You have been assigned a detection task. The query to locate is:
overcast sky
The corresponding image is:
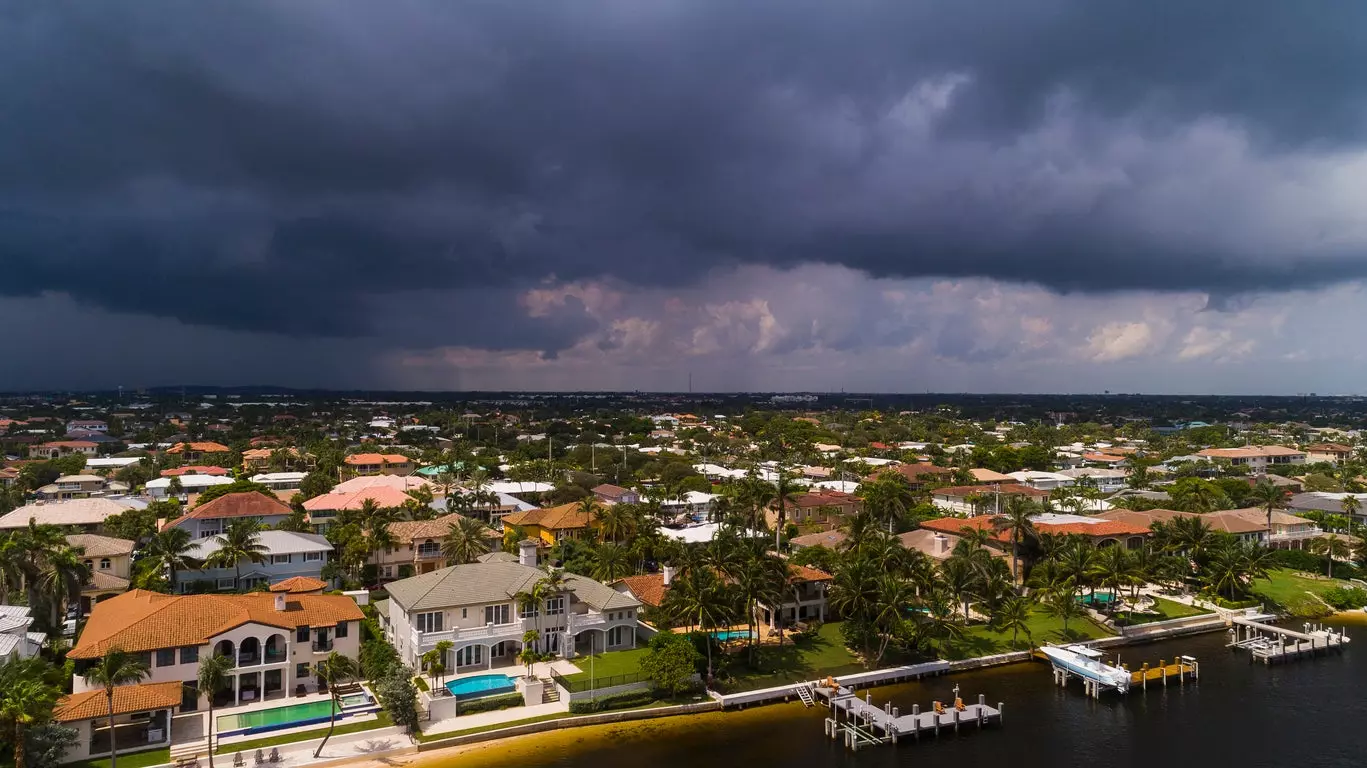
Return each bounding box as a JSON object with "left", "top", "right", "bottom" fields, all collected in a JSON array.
[{"left": 6, "top": 1, "right": 1367, "bottom": 393}]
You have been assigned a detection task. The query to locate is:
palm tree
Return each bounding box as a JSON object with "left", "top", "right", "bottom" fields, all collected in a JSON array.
[
  {"left": 1342, "top": 494, "right": 1362, "bottom": 521},
  {"left": 730, "top": 553, "right": 785, "bottom": 662},
  {"left": 0, "top": 533, "right": 25, "bottom": 605},
  {"left": 590, "top": 543, "right": 630, "bottom": 583},
  {"left": 311, "top": 652, "right": 359, "bottom": 758},
  {"left": 992, "top": 497, "right": 1037, "bottom": 584},
  {"left": 1043, "top": 589, "right": 1085, "bottom": 635},
  {"left": 996, "top": 593, "right": 1035, "bottom": 649},
  {"left": 1094, "top": 545, "right": 1138, "bottom": 604},
  {"left": 38, "top": 545, "right": 89, "bottom": 629},
  {"left": 1249, "top": 479, "right": 1288, "bottom": 537},
  {"left": 939, "top": 556, "right": 981, "bottom": 621},
  {"left": 596, "top": 504, "right": 633, "bottom": 545},
  {"left": 0, "top": 657, "right": 60, "bottom": 768},
  {"left": 196, "top": 653, "right": 234, "bottom": 768},
  {"left": 205, "top": 518, "right": 268, "bottom": 592},
  {"left": 663, "top": 568, "right": 730, "bottom": 681},
  {"left": 859, "top": 471, "right": 917, "bottom": 533},
  {"left": 1056, "top": 540, "right": 1097, "bottom": 598},
  {"left": 1311, "top": 537, "right": 1351, "bottom": 578},
  {"left": 142, "top": 528, "right": 201, "bottom": 593},
  {"left": 82, "top": 648, "right": 150, "bottom": 768},
  {"left": 441, "top": 516, "right": 491, "bottom": 564}
]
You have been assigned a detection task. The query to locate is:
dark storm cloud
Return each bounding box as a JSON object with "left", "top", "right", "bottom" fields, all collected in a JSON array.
[{"left": 4, "top": 0, "right": 1367, "bottom": 349}]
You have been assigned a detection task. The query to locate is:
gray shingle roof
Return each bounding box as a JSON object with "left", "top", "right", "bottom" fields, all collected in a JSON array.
[{"left": 385, "top": 562, "right": 639, "bottom": 613}]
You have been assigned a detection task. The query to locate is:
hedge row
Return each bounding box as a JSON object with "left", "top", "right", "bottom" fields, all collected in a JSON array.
[
  {"left": 458, "top": 693, "right": 524, "bottom": 715},
  {"left": 567, "top": 689, "right": 656, "bottom": 714}
]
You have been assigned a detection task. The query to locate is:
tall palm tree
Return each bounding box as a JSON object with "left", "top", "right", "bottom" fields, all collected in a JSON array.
[
  {"left": 663, "top": 568, "right": 730, "bottom": 681},
  {"left": 196, "top": 653, "right": 234, "bottom": 768},
  {"left": 143, "top": 528, "right": 201, "bottom": 593},
  {"left": 82, "top": 648, "right": 150, "bottom": 768},
  {"left": 0, "top": 533, "right": 25, "bottom": 605},
  {"left": 939, "top": 556, "right": 981, "bottom": 621},
  {"left": 205, "top": 518, "right": 268, "bottom": 592},
  {"left": 311, "top": 652, "right": 359, "bottom": 758},
  {"left": 0, "top": 657, "right": 60, "bottom": 768},
  {"left": 441, "top": 516, "right": 492, "bottom": 564},
  {"left": 859, "top": 471, "right": 917, "bottom": 533},
  {"left": 1249, "top": 479, "right": 1288, "bottom": 540},
  {"left": 1311, "top": 537, "right": 1351, "bottom": 578},
  {"left": 993, "top": 497, "right": 1038, "bottom": 584},
  {"left": 38, "top": 545, "right": 89, "bottom": 630},
  {"left": 590, "top": 543, "right": 630, "bottom": 583},
  {"left": 1056, "top": 540, "right": 1098, "bottom": 598},
  {"left": 1044, "top": 589, "right": 1085, "bottom": 635},
  {"left": 1341, "top": 494, "right": 1362, "bottom": 522}
]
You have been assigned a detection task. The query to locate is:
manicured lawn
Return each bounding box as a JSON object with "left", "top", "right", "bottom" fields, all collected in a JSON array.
[
  {"left": 418, "top": 712, "right": 573, "bottom": 742},
  {"left": 713, "top": 621, "right": 866, "bottom": 692},
  {"left": 1115, "top": 597, "right": 1212, "bottom": 625},
  {"left": 214, "top": 713, "right": 393, "bottom": 754},
  {"left": 1251, "top": 568, "right": 1349, "bottom": 610},
  {"left": 565, "top": 647, "right": 649, "bottom": 683},
  {"left": 69, "top": 748, "right": 171, "bottom": 768},
  {"left": 941, "top": 608, "right": 1113, "bottom": 660}
]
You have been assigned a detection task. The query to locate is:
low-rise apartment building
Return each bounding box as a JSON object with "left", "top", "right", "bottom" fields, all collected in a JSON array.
[
  {"left": 163, "top": 491, "right": 293, "bottom": 539},
  {"left": 1194, "top": 445, "right": 1307, "bottom": 471},
  {"left": 343, "top": 453, "right": 415, "bottom": 476}
]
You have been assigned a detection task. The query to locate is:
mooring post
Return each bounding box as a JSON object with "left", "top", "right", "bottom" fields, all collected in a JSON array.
[
  {"left": 998, "top": 702, "right": 1005, "bottom": 724},
  {"left": 953, "top": 706, "right": 960, "bottom": 732}
]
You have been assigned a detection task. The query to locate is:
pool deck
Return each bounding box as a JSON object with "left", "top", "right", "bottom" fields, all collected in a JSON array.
[{"left": 170, "top": 684, "right": 380, "bottom": 752}]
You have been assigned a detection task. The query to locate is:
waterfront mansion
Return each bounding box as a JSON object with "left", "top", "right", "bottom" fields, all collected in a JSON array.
[
  {"left": 377, "top": 540, "right": 641, "bottom": 674},
  {"left": 68, "top": 588, "right": 364, "bottom": 708}
]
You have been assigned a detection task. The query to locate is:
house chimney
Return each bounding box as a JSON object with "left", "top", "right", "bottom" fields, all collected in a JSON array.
[
  {"left": 663, "top": 564, "right": 677, "bottom": 586},
  {"left": 273, "top": 593, "right": 286, "bottom": 611},
  {"left": 933, "top": 534, "right": 949, "bottom": 556},
  {"left": 518, "top": 538, "right": 538, "bottom": 567}
]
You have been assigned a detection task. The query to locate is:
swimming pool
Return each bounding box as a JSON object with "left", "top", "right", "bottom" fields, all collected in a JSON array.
[
  {"left": 1076, "top": 592, "right": 1118, "bottom": 606},
  {"left": 216, "top": 693, "right": 375, "bottom": 735},
  {"left": 445, "top": 673, "right": 517, "bottom": 700},
  {"left": 711, "top": 629, "right": 757, "bottom": 642}
]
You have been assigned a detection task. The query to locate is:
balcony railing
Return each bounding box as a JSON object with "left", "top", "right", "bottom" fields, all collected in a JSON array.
[
  {"left": 414, "top": 548, "right": 444, "bottom": 560},
  {"left": 1269, "top": 527, "right": 1323, "bottom": 542},
  {"left": 313, "top": 640, "right": 334, "bottom": 652}
]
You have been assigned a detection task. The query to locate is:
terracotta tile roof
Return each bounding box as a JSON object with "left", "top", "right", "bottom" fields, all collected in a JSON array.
[
  {"left": 789, "top": 490, "right": 859, "bottom": 508},
  {"left": 592, "top": 483, "right": 632, "bottom": 498},
  {"left": 502, "top": 502, "right": 595, "bottom": 531},
  {"left": 1306, "top": 443, "right": 1353, "bottom": 453},
  {"left": 165, "top": 491, "right": 291, "bottom": 530},
  {"left": 919, "top": 514, "right": 1150, "bottom": 540},
  {"left": 1196, "top": 445, "right": 1305, "bottom": 459},
  {"left": 69, "top": 589, "right": 363, "bottom": 659},
  {"left": 55, "top": 681, "right": 183, "bottom": 722},
  {"left": 269, "top": 576, "right": 328, "bottom": 593},
  {"left": 161, "top": 465, "right": 231, "bottom": 477},
  {"left": 872, "top": 463, "right": 951, "bottom": 483},
  {"left": 386, "top": 513, "right": 467, "bottom": 543},
  {"left": 167, "top": 442, "right": 231, "bottom": 454},
  {"left": 789, "top": 530, "right": 848, "bottom": 549},
  {"left": 1094, "top": 509, "right": 1196, "bottom": 527},
  {"left": 787, "top": 564, "right": 833, "bottom": 583},
  {"left": 38, "top": 441, "right": 98, "bottom": 449},
  {"left": 614, "top": 573, "right": 667, "bottom": 607},
  {"left": 67, "top": 534, "right": 135, "bottom": 557},
  {"left": 1082, "top": 452, "right": 1126, "bottom": 463},
  {"left": 969, "top": 468, "right": 1015, "bottom": 483},
  {"left": 303, "top": 485, "right": 414, "bottom": 513},
  {"left": 344, "top": 453, "right": 412, "bottom": 465}
]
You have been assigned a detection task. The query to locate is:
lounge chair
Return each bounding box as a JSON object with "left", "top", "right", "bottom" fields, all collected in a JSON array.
[
  {"left": 954, "top": 698, "right": 966, "bottom": 712},
  {"left": 933, "top": 701, "right": 945, "bottom": 715}
]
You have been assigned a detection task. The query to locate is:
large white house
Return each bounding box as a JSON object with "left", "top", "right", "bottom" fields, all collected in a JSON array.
[{"left": 378, "top": 541, "right": 641, "bottom": 674}]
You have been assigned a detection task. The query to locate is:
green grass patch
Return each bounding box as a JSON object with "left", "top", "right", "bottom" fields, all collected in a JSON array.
[
  {"left": 215, "top": 713, "right": 392, "bottom": 754},
  {"left": 413, "top": 675, "right": 430, "bottom": 692},
  {"left": 941, "top": 608, "right": 1113, "bottom": 660},
  {"left": 1251, "top": 568, "right": 1350, "bottom": 612},
  {"left": 1114, "top": 597, "right": 1212, "bottom": 625},
  {"left": 565, "top": 647, "right": 649, "bottom": 683},
  {"left": 68, "top": 747, "right": 171, "bottom": 768},
  {"left": 713, "top": 621, "right": 866, "bottom": 693},
  {"left": 417, "top": 712, "right": 573, "bottom": 742}
]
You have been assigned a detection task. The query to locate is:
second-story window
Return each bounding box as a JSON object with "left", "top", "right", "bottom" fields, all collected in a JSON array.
[
  {"left": 545, "top": 597, "right": 565, "bottom": 616},
  {"left": 156, "top": 648, "right": 176, "bottom": 667},
  {"left": 272, "top": 555, "right": 291, "bottom": 565},
  {"left": 484, "top": 605, "right": 511, "bottom": 625},
  {"left": 99, "top": 559, "right": 111, "bottom": 570},
  {"left": 416, "top": 612, "right": 443, "bottom": 633},
  {"left": 180, "top": 646, "right": 199, "bottom": 664},
  {"left": 296, "top": 626, "right": 309, "bottom": 642}
]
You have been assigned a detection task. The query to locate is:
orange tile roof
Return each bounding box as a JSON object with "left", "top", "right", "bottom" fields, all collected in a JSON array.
[
  {"left": 55, "top": 681, "right": 183, "bottom": 722},
  {"left": 39, "top": 441, "right": 98, "bottom": 449},
  {"left": 919, "top": 514, "right": 1150, "bottom": 540},
  {"left": 1196, "top": 445, "right": 1304, "bottom": 459},
  {"left": 164, "top": 491, "right": 291, "bottom": 530},
  {"left": 502, "top": 502, "right": 595, "bottom": 531},
  {"left": 69, "top": 589, "right": 363, "bottom": 659},
  {"left": 787, "top": 564, "right": 833, "bottom": 583},
  {"left": 161, "top": 465, "right": 231, "bottom": 477},
  {"left": 1082, "top": 452, "right": 1126, "bottom": 462},
  {"left": 344, "top": 453, "right": 412, "bottom": 465},
  {"left": 167, "top": 442, "right": 231, "bottom": 454},
  {"left": 269, "top": 576, "right": 328, "bottom": 593},
  {"left": 614, "top": 573, "right": 667, "bottom": 607},
  {"left": 932, "top": 483, "right": 1051, "bottom": 498}
]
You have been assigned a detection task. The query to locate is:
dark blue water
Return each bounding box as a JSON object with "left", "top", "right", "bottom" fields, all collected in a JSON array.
[{"left": 430, "top": 617, "right": 1367, "bottom": 768}]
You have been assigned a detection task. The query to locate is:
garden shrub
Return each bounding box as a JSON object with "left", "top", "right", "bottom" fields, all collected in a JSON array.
[
  {"left": 1321, "top": 586, "right": 1367, "bottom": 610},
  {"left": 567, "top": 688, "right": 658, "bottom": 714},
  {"left": 457, "top": 693, "right": 524, "bottom": 715}
]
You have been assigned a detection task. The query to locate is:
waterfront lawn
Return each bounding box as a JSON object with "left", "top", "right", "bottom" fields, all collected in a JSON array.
[
  {"left": 69, "top": 748, "right": 171, "bottom": 768},
  {"left": 1251, "top": 568, "right": 1347, "bottom": 610},
  {"left": 1114, "top": 597, "right": 1212, "bottom": 625},
  {"left": 942, "top": 608, "right": 1112, "bottom": 660},
  {"left": 566, "top": 647, "right": 649, "bottom": 683},
  {"left": 713, "top": 621, "right": 865, "bottom": 693},
  {"left": 418, "top": 712, "right": 573, "bottom": 742},
  {"left": 214, "top": 713, "right": 393, "bottom": 754}
]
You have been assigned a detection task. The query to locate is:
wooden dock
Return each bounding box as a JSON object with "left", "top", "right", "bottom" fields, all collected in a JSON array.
[
  {"left": 811, "top": 682, "right": 1002, "bottom": 751},
  {"left": 1229, "top": 616, "right": 1349, "bottom": 665},
  {"left": 1127, "top": 656, "right": 1199, "bottom": 690}
]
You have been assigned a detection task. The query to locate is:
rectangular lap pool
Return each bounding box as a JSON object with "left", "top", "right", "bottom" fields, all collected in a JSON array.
[
  {"left": 711, "top": 629, "right": 757, "bottom": 642},
  {"left": 445, "top": 673, "right": 517, "bottom": 700},
  {"left": 217, "top": 693, "right": 375, "bottom": 735}
]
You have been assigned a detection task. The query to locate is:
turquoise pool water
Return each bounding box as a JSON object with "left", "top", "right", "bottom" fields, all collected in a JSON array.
[
  {"left": 216, "top": 693, "right": 375, "bottom": 734},
  {"left": 1077, "top": 592, "right": 1117, "bottom": 606},
  {"left": 711, "top": 629, "right": 757, "bottom": 642},
  {"left": 446, "top": 673, "right": 517, "bottom": 700}
]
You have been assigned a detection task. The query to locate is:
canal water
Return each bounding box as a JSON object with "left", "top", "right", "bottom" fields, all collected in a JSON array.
[{"left": 418, "top": 616, "right": 1367, "bottom": 768}]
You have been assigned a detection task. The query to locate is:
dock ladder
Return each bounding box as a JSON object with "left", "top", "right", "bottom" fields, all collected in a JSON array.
[{"left": 794, "top": 682, "right": 816, "bottom": 707}]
